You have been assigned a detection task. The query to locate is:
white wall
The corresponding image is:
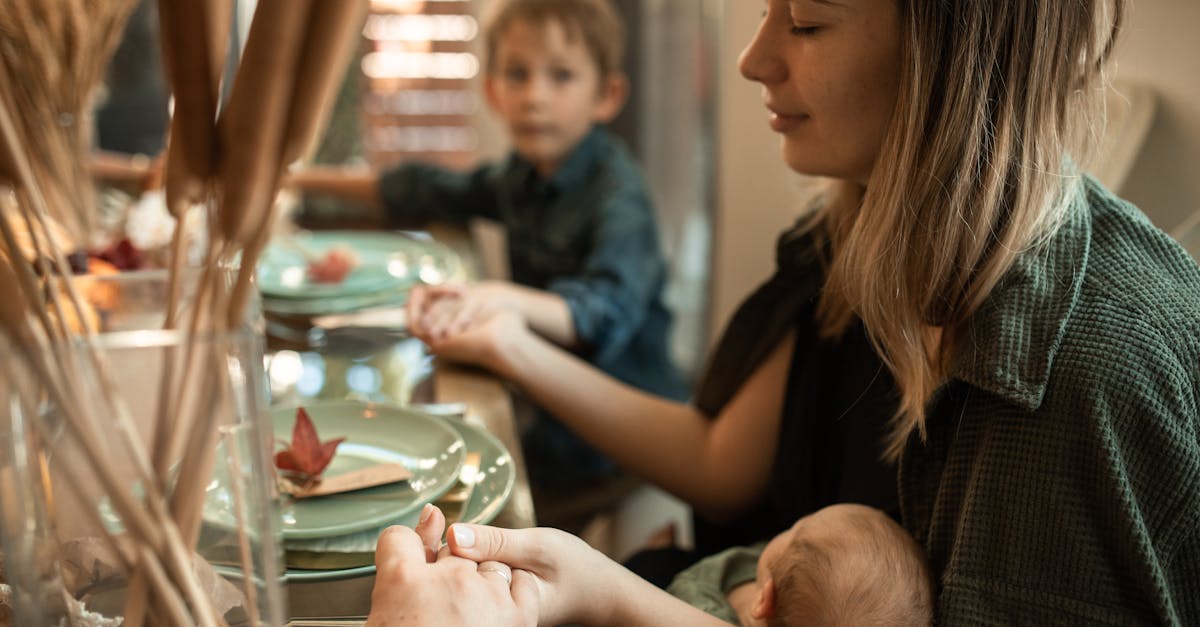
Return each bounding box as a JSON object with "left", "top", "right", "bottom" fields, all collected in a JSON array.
[
  {"left": 1111, "top": 0, "right": 1200, "bottom": 233},
  {"left": 711, "top": 0, "right": 1200, "bottom": 340},
  {"left": 710, "top": 3, "right": 816, "bottom": 341}
]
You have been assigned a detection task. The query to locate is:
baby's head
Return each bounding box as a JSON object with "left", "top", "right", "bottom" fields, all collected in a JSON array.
[
  {"left": 753, "top": 504, "right": 933, "bottom": 627},
  {"left": 480, "top": 0, "right": 628, "bottom": 175}
]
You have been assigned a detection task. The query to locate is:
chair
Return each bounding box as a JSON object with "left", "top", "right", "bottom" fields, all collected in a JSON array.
[{"left": 1092, "top": 80, "right": 1157, "bottom": 193}]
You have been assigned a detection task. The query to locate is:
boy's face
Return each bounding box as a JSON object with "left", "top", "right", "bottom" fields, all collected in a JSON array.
[{"left": 485, "top": 18, "right": 625, "bottom": 176}]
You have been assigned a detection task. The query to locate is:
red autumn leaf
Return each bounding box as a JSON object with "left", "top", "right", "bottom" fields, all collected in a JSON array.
[{"left": 275, "top": 407, "right": 346, "bottom": 483}]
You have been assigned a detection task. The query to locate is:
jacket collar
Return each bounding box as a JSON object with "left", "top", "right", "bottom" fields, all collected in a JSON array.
[{"left": 949, "top": 179, "right": 1092, "bottom": 410}]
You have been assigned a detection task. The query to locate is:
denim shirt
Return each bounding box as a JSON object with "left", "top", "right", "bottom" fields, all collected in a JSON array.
[{"left": 378, "top": 127, "right": 687, "bottom": 400}]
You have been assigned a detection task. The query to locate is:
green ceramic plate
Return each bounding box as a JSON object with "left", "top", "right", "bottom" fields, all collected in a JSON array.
[
  {"left": 257, "top": 231, "right": 462, "bottom": 303},
  {"left": 272, "top": 401, "right": 465, "bottom": 540},
  {"left": 281, "top": 417, "right": 517, "bottom": 582},
  {"left": 262, "top": 289, "right": 406, "bottom": 316}
]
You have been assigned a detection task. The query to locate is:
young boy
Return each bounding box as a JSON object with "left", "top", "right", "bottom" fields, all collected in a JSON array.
[
  {"left": 668, "top": 504, "right": 933, "bottom": 626},
  {"left": 293, "top": 0, "right": 688, "bottom": 490}
]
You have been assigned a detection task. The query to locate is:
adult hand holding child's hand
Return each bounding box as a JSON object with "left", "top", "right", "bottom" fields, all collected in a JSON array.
[
  {"left": 367, "top": 505, "right": 539, "bottom": 627},
  {"left": 406, "top": 281, "right": 516, "bottom": 341},
  {"left": 407, "top": 285, "right": 532, "bottom": 376}
]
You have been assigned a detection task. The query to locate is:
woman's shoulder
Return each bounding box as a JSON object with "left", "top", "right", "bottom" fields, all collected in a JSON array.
[
  {"left": 951, "top": 177, "right": 1198, "bottom": 411},
  {"left": 1073, "top": 178, "right": 1200, "bottom": 358},
  {"left": 1037, "top": 179, "right": 1200, "bottom": 420}
]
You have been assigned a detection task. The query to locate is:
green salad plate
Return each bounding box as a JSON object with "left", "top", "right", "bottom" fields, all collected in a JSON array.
[{"left": 271, "top": 400, "right": 465, "bottom": 541}]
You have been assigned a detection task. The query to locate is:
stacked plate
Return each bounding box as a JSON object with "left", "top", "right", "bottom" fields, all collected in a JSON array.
[
  {"left": 213, "top": 400, "right": 515, "bottom": 583},
  {"left": 257, "top": 231, "right": 464, "bottom": 317}
]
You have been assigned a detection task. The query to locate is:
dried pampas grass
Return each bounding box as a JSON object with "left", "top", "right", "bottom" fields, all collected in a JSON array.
[{"left": 0, "top": 0, "right": 139, "bottom": 243}]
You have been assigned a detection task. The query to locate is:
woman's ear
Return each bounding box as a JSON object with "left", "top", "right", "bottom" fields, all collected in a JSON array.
[
  {"left": 752, "top": 577, "right": 777, "bottom": 620},
  {"left": 592, "top": 72, "right": 629, "bottom": 123}
]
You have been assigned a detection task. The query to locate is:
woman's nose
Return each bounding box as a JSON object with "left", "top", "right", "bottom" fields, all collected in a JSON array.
[{"left": 738, "top": 18, "right": 786, "bottom": 84}]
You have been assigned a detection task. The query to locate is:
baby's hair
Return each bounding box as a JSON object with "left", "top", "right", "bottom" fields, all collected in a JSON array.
[
  {"left": 769, "top": 505, "right": 933, "bottom": 627},
  {"left": 480, "top": 0, "right": 625, "bottom": 79}
]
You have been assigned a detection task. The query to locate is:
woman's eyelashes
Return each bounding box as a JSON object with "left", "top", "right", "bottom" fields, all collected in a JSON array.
[{"left": 790, "top": 24, "right": 822, "bottom": 36}]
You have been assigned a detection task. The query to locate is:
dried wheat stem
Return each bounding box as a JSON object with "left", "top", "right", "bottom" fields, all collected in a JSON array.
[
  {"left": 221, "top": 430, "right": 262, "bottom": 627},
  {"left": 23, "top": 406, "right": 200, "bottom": 619},
  {"left": 136, "top": 544, "right": 197, "bottom": 627},
  {"left": 153, "top": 238, "right": 223, "bottom": 480},
  {"left": 0, "top": 190, "right": 58, "bottom": 338}
]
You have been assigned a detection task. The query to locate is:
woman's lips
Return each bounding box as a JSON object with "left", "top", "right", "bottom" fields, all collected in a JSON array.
[{"left": 768, "top": 111, "right": 809, "bottom": 132}]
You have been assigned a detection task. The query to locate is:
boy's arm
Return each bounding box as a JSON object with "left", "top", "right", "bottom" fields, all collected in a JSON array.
[
  {"left": 378, "top": 161, "right": 500, "bottom": 226},
  {"left": 287, "top": 161, "right": 500, "bottom": 227},
  {"left": 509, "top": 285, "right": 576, "bottom": 347},
  {"left": 476, "top": 282, "right": 580, "bottom": 348},
  {"left": 546, "top": 188, "right": 666, "bottom": 363},
  {"left": 286, "top": 165, "right": 385, "bottom": 217}
]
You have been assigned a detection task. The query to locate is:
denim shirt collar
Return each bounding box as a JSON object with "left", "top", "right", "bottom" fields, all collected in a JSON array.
[
  {"left": 949, "top": 179, "right": 1092, "bottom": 410},
  {"left": 503, "top": 126, "right": 604, "bottom": 194}
]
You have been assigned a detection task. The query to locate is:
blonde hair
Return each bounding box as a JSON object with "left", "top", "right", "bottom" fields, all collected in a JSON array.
[
  {"left": 481, "top": 0, "right": 625, "bottom": 79},
  {"left": 811, "top": 1, "right": 1126, "bottom": 459},
  {"left": 769, "top": 505, "right": 933, "bottom": 627}
]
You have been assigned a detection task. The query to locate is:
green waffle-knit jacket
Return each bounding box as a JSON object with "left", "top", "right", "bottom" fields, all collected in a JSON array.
[{"left": 900, "top": 176, "right": 1200, "bottom": 624}]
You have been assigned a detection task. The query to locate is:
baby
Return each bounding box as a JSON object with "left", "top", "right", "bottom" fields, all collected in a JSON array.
[{"left": 669, "top": 504, "right": 933, "bottom": 626}]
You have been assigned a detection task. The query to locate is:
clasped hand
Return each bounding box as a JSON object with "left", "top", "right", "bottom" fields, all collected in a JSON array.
[
  {"left": 405, "top": 283, "right": 529, "bottom": 372},
  {"left": 367, "top": 504, "right": 619, "bottom": 627}
]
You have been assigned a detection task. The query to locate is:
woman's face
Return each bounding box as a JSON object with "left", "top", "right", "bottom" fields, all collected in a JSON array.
[{"left": 739, "top": 0, "right": 902, "bottom": 185}]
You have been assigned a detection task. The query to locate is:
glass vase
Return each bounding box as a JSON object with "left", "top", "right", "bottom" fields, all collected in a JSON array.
[{"left": 0, "top": 269, "right": 285, "bottom": 626}]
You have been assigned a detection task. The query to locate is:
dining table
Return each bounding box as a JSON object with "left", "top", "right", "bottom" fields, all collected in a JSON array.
[{"left": 261, "top": 225, "right": 537, "bottom": 623}]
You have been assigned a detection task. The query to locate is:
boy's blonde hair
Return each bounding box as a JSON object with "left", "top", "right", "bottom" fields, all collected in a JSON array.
[
  {"left": 481, "top": 0, "right": 625, "bottom": 79},
  {"left": 807, "top": 1, "right": 1127, "bottom": 460},
  {"left": 769, "top": 505, "right": 933, "bottom": 627}
]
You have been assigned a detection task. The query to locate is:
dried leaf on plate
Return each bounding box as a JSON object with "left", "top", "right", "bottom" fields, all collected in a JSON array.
[{"left": 275, "top": 407, "right": 345, "bottom": 487}]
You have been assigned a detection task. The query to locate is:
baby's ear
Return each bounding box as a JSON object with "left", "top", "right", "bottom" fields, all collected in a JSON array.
[
  {"left": 592, "top": 72, "right": 628, "bottom": 122},
  {"left": 752, "top": 576, "right": 777, "bottom": 620}
]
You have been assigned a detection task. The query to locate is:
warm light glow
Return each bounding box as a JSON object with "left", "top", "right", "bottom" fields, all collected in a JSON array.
[
  {"left": 269, "top": 350, "right": 304, "bottom": 386},
  {"left": 362, "top": 51, "right": 479, "bottom": 80},
  {"left": 367, "top": 126, "right": 478, "bottom": 153},
  {"left": 370, "top": 0, "right": 470, "bottom": 12},
  {"left": 364, "top": 14, "right": 478, "bottom": 42},
  {"left": 364, "top": 90, "right": 477, "bottom": 116}
]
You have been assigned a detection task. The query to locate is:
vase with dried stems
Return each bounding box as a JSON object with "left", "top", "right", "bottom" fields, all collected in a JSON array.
[
  {"left": 0, "top": 266, "right": 285, "bottom": 626},
  {"left": 0, "top": 0, "right": 140, "bottom": 244},
  {"left": 0, "top": 0, "right": 370, "bottom": 623}
]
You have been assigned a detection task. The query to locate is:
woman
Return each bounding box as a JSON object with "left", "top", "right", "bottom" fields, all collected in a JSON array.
[{"left": 370, "top": 0, "right": 1200, "bottom": 624}]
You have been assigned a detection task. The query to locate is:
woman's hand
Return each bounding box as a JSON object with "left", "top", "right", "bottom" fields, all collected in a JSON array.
[
  {"left": 445, "top": 523, "right": 624, "bottom": 626},
  {"left": 366, "top": 507, "right": 539, "bottom": 627},
  {"left": 446, "top": 523, "right": 733, "bottom": 626}
]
